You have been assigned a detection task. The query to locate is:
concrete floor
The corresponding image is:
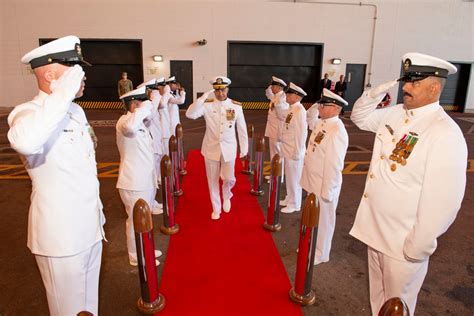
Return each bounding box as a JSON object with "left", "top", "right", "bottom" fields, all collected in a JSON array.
[{"left": 0, "top": 108, "right": 473, "bottom": 315}]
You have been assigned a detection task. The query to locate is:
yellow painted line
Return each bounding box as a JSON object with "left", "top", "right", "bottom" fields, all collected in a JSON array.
[{"left": 0, "top": 160, "right": 473, "bottom": 179}]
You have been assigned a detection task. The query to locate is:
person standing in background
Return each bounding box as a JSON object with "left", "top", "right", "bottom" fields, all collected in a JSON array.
[{"left": 118, "top": 71, "right": 133, "bottom": 97}]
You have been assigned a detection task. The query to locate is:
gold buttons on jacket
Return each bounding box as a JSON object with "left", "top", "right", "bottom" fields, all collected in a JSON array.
[
  {"left": 369, "top": 174, "right": 374, "bottom": 179},
  {"left": 363, "top": 193, "right": 368, "bottom": 198},
  {"left": 390, "top": 163, "right": 397, "bottom": 172},
  {"left": 380, "top": 155, "right": 385, "bottom": 160}
]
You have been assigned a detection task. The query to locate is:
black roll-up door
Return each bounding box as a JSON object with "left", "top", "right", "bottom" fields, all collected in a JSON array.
[{"left": 228, "top": 42, "right": 323, "bottom": 103}]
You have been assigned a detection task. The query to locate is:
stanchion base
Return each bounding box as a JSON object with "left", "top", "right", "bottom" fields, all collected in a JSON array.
[
  {"left": 179, "top": 169, "right": 187, "bottom": 176},
  {"left": 137, "top": 293, "right": 166, "bottom": 314},
  {"left": 263, "top": 222, "right": 281, "bottom": 232},
  {"left": 241, "top": 170, "right": 254, "bottom": 175},
  {"left": 289, "top": 288, "right": 316, "bottom": 306},
  {"left": 250, "top": 189, "right": 264, "bottom": 196},
  {"left": 173, "top": 189, "right": 183, "bottom": 196},
  {"left": 160, "top": 224, "right": 180, "bottom": 235}
]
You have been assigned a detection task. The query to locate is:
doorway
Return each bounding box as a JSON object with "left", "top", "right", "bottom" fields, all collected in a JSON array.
[
  {"left": 344, "top": 64, "right": 367, "bottom": 110},
  {"left": 170, "top": 60, "right": 193, "bottom": 108}
]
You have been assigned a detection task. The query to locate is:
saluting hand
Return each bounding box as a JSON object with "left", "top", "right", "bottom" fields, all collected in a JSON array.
[
  {"left": 50, "top": 65, "right": 85, "bottom": 100},
  {"left": 368, "top": 80, "right": 398, "bottom": 98}
]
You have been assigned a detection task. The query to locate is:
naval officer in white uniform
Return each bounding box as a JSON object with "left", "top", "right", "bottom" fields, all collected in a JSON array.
[
  {"left": 265, "top": 76, "right": 286, "bottom": 162},
  {"left": 117, "top": 86, "right": 162, "bottom": 266},
  {"left": 301, "top": 89, "right": 349, "bottom": 265},
  {"left": 186, "top": 76, "right": 248, "bottom": 220},
  {"left": 274, "top": 82, "right": 308, "bottom": 214},
  {"left": 156, "top": 78, "right": 173, "bottom": 155},
  {"left": 137, "top": 78, "right": 165, "bottom": 214},
  {"left": 349, "top": 53, "right": 468, "bottom": 315},
  {"left": 166, "top": 76, "right": 186, "bottom": 136},
  {"left": 7, "top": 35, "right": 105, "bottom": 316}
]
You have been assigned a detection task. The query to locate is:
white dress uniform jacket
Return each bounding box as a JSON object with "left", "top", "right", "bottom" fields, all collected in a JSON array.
[
  {"left": 169, "top": 90, "right": 186, "bottom": 136},
  {"left": 264, "top": 88, "right": 285, "bottom": 141},
  {"left": 275, "top": 101, "right": 308, "bottom": 160},
  {"left": 186, "top": 97, "right": 248, "bottom": 162},
  {"left": 302, "top": 107, "right": 348, "bottom": 202},
  {"left": 116, "top": 103, "right": 157, "bottom": 191},
  {"left": 350, "top": 92, "right": 467, "bottom": 262},
  {"left": 7, "top": 91, "right": 105, "bottom": 257},
  {"left": 301, "top": 105, "right": 348, "bottom": 263},
  {"left": 159, "top": 91, "right": 173, "bottom": 151}
]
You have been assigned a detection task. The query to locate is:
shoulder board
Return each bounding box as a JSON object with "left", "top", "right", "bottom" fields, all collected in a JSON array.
[
  {"left": 205, "top": 98, "right": 214, "bottom": 103},
  {"left": 231, "top": 100, "right": 242, "bottom": 106}
]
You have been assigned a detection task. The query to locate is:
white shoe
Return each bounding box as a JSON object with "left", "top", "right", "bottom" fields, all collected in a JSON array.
[
  {"left": 280, "top": 199, "right": 288, "bottom": 206},
  {"left": 152, "top": 200, "right": 163, "bottom": 215},
  {"left": 223, "top": 199, "right": 231, "bottom": 213},
  {"left": 211, "top": 211, "right": 220, "bottom": 220},
  {"left": 280, "top": 206, "right": 300, "bottom": 214},
  {"left": 155, "top": 250, "right": 162, "bottom": 258},
  {"left": 129, "top": 258, "right": 160, "bottom": 266}
]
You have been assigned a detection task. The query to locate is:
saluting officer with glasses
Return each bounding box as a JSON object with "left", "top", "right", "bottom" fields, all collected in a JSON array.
[
  {"left": 301, "top": 88, "right": 349, "bottom": 266},
  {"left": 349, "top": 53, "right": 468, "bottom": 315}
]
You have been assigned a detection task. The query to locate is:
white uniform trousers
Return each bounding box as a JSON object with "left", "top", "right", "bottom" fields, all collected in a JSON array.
[
  {"left": 268, "top": 137, "right": 284, "bottom": 180},
  {"left": 368, "top": 246, "right": 429, "bottom": 316},
  {"left": 118, "top": 189, "right": 156, "bottom": 263},
  {"left": 162, "top": 137, "right": 170, "bottom": 157},
  {"left": 204, "top": 156, "right": 236, "bottom": 214},
  {"left": 155, "top": 153, "right": 163, "bottom": 184},
  {"left": 313, "top": 194, "right": 339, "bottom": 264},
  {"left": 284, "top": 158, "right": 304, "bottom": 209},
  {"left": 35, "top": 241, "right": 102, "bottom": 316}
]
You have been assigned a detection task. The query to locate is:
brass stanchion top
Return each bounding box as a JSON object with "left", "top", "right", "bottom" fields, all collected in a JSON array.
[
  {"left": 175, "top": 124, "right": 183, "bottom": 138},
  {"left": 160, "top": 155, "right": 172, "bottom": 176},
  {"left": 271, "top": 154, "right": 282, "bottom": 177},
  {"left": 256, "top": 136, "right": 265, "bottom": 152},
  {"left": 301, "top": 193, "right": 320, "bottom": 228},
  {"left": 133, "top": 199, "right": 153, "bottom": 233},
  {"left": 247, "top": 123, "right": 254, "bottom": 137},
  {"left": 378, "top": 297, "right": 410, "bottom": 316},
  {"left": 169, "top": 135, "right": 177, "bottom": 152}
]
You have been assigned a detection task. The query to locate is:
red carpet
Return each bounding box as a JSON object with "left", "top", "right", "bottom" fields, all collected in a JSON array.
[{"left": 159, "top": 150, "right": 302, "bottom": 316}]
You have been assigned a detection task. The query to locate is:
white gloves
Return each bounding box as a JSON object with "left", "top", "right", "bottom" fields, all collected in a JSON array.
[
  {"left": 164, "top": 85, "right": 171, "bottom": 94},
  {"left": 50, "top": 65, "right": 85, "bottom": 100},
  {"left": 200, "top": 89, "right": 215, "bottom": 101},
  {"left": 368, "top": 80, "right": 398, "bottom": 98},
  {"left": 140, "top": 100, "right": 153, "bottom": 112}
]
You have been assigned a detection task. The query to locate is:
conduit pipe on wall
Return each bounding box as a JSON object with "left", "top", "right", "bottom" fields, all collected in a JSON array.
[{"left": 287, "top": 0, "right": 378, "bottom": 87}]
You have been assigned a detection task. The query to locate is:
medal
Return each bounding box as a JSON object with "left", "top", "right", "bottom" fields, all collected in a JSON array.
[
  {"left": 285, "top": 112, "right": 293, "bottom": 124},
  {"left": 391, "top": 163, "right": 397, "bottom": 172},
  {"left": 226, "top": 109, "right": 235, "bottom": 121}
]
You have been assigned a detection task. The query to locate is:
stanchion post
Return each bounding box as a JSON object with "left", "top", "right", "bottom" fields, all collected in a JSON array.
[
  {"left": 263, "top": 154, "right": 282, "bottom": 232},
  {"left": 241, "top": 123, "right": 254, "bottom": 175},
  {"left": 289, "top": 193, "right": 320, "bottom": 306},
  {"left": 160, "top": 155, "right": 180, "bottom": 235},
  {"left": 250, "top": 136, "right": 265, "bottom": 196},
  {"left": 133, "top": 199, "right": 166, "bottom": 314},
  {"left": 169, "top": 135, "right": 183, "bottom": 197},
  {"left": 175, "top": 124, "right": 187, "bottom": 176},
  {"left": 378, "top": 297, "right": 410, "bottom": 316}
]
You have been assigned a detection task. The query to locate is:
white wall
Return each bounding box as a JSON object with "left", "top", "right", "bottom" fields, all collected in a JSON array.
[{"left": 1, "top": 0, "right": 473, "bottom": 110}]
